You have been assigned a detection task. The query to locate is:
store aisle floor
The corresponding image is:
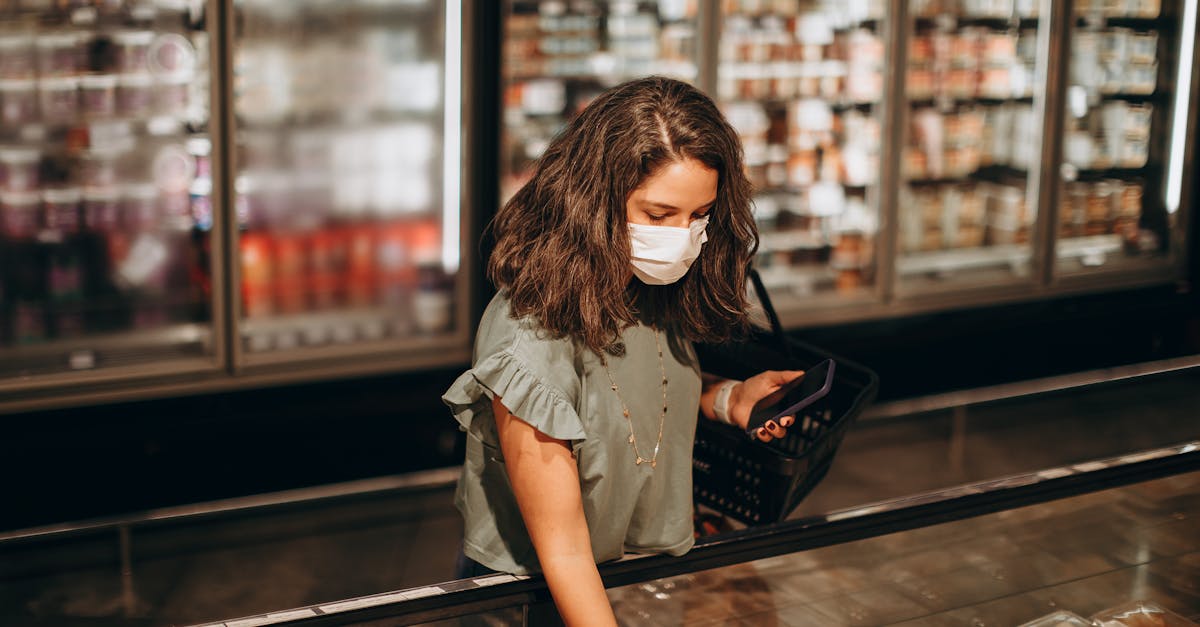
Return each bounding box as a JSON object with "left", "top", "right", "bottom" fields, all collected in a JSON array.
[{"left": 1, "top": 368, "right": 1198, "bottom": 626}]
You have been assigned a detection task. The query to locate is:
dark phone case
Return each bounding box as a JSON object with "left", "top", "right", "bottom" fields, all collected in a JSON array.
[{"left": 745, "top": 359, "right": 836, "bottom": 437}]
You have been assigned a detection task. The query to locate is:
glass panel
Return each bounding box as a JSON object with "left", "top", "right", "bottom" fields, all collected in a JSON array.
[
  {"left": 718, "top": 1, "right": 886, "bottom": 305},
  {"left": 233, "top": 0, "right": 458, "bottom": 357},
  {"left": 0, "top": 1, "right": 214, "bottom": 379},
  {"left": 897, "top": 1, "right": 1043, "bottom": 294},
  {"left": 1056, "top": 0, "right": 1187, "bottom": 276},
  {"left": 500, "top": 0, "right": 700, "bottom": 205}
]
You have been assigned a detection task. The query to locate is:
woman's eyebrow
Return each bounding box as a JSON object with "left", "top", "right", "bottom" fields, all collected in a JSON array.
[{"left": 644, "top": 199, "right": 717, "bottom": 211}]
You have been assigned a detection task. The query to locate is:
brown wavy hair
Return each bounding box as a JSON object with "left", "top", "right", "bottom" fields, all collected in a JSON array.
[{"left": 488, "top": 76, "right": 758, "bottom": 356}]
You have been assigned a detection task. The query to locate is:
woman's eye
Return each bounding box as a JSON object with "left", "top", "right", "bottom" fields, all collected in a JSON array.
[{"left": 647, "top": 214, "right": 668, "bottom": 222}]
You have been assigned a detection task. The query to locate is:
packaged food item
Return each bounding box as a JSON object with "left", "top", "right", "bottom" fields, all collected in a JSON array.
[
  {"left": 42, "top": 187, "right": 81, "bottom": 235},
  {"left": 148, "top": 32, "right": 197, "bottom": 76},
  {"left": 79, "top": 74, "right": 118, "bottom": 118},
  {"left": 34, "top": 31, "right": 80, "bottom": 77},
  {"left": 1017, "top": 610, "right": 1093, "bottom": 627},
  {"left": 0, "top": 190, "right": 41, "bottom": 239},
  {"left": 116, "top": 73, "right": 155, "bottom": 117},
  {"left": 239, "top": 232, "right": 274, "bottom": 319},
  {"left": 0, "top": 33, "right": 35, "bottom": 79},
  {"left": 0, "top": 79, "right": 38, "bottom": 127},
  {"left": 0, "top": 147, "right": 41, "bottom": 191},
  {"left": 154, "top": 72, "right": 190, "bottom": 116},
  {"left": 82, "top": 186, "right": 121, "bottom": 231},
  {"left": 113, "top": 30, "right": 155, "bottom": 74},
  {"left": 122, "top": 182, "right": 159, "bottom": 231},
  {"left": 1092, "top": 600, "right": 1198, "bottom": 626},
  {"left": 38, "top": 76, "right": 80, "bottom": 124}
]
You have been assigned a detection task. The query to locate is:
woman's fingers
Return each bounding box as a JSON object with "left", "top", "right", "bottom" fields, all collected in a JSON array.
[{"left": 779, "top": 415, "right": 795, "bottom": 428}]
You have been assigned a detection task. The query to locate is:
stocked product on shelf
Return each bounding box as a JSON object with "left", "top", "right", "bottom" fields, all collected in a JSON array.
[
  {"left": 719, "top": 1, "right": 884, "bottom": 297},
  {"left": 898, "top": 0, "right": 1045, "bottom": 284},
  {"left": 0, "top": 0, "right": 211, "bottom": 356},
  {"left": 1057, "top": 0, "right": 1176, "bottom": 274},
  {"left": 501, "top": 0, "right": 699, "bottom": 203},
  {"left": 234, "top": 0, "right": 457, "bottom": 352}
]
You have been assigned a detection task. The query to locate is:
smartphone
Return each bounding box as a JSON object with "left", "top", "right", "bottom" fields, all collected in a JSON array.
[{"left": 745, "top": 359, "right": 836, "bottom": 437}]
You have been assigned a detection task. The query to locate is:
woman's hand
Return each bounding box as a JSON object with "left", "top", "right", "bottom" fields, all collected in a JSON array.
[{"left": 728, "top": 370, "right": 805, "bottom": 442}]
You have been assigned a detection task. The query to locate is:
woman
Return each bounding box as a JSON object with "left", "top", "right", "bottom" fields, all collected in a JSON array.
[{"left": 443, "top": 76, "right": 801, "bottom": 625}]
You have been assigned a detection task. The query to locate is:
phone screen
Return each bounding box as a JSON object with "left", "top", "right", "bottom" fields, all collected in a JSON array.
[{"left": 747, "top": 359, "right": 836, "bottom": 433}]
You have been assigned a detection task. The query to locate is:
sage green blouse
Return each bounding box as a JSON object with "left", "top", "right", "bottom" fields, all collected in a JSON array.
[{"left": 442, "top": 292, "right": 702, "bottom": 575}]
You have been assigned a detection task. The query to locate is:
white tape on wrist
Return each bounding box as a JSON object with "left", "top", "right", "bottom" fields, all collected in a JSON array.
[{"left": 713, "top": 379, "right": 740, "bottom": 425}]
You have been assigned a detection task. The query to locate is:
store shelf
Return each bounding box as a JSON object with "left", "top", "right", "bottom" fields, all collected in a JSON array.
[
  {"left": 915, "top": 15, "right": 1040, "bottom": 30},
  {"left": 1076, "top": 15, "right": 1170, "bottom": 29},
  {"left": 240, "top": 306, "right": 451, "bottom": 354},
  {"left": 898, "top": 235, "right": 1124, "bottom": 277},
  {"left": 0, "top": 323, "right": 211, "bottom": 379}
]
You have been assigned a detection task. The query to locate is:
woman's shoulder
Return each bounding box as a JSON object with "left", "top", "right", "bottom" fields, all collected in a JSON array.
[{"left": 476, "top": 291, "right": 579, "bottom": 374}]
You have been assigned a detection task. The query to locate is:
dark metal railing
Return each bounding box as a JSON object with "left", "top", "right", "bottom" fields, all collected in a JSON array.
[{"left": 190, "top": 440, "right": 1200, "bottom": 627}]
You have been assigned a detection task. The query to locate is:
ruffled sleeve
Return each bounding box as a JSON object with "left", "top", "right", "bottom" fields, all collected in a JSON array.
[{"left": 442, "top": 295, "right": 586, "bottom": 446}]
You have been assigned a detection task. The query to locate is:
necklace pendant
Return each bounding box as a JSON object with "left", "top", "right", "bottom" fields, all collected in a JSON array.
[
  {"left": 650, "top": 459, "right": 657, "bottom": 468},
  {"left": 628, "top": 434, "right": 635, "bottom": 444},
  {"left": 635, "top": 457, "right": 644, "bottom": 465}
]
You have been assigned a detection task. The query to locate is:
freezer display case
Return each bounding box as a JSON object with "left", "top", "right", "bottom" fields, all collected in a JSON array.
[
  {"left": 896, "top": 0, "right": 1045, "bottom": 294},
  {"left": 500, "top": 0, "right": 700, "bottom": 204},
  {"left": 0, "top": 1, "right": 217, "bottom": 387},
  {"left": 1054, "top": 0, "right": 1193, "bottom": 279},
  {"left": 231, "top": 0, "right": 466, "bottom": 367},
  {"left": 718, "top": 0, "right": 886, "bottom": 306}
]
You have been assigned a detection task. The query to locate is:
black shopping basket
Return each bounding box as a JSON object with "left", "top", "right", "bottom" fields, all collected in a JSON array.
[{"left": 692, "top": 269, "right": 879, "bottom": 525}]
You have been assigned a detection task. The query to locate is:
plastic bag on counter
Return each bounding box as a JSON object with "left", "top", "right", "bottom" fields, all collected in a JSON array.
[{"left": 1092, "top": 600, "right": 1199, "bottom": 627}]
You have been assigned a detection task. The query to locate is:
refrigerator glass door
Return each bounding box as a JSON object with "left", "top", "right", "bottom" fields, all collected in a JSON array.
[
  {"left": 500, "top": 0, "right": 701, "bottom": 205},
  {"left": 717, "top": 1, "right": 886, "bottom": 309},
  {"left": 232, "top": 0, "right": 462, "bottom": 363},
  {"left": 0, "top": 1, "right": 217, "bottom": 384},
  {"left": 1053, "top": 0, "right": 1194, "bottom": 279},
  {"left": 896, "top": 2, "right": 1046, "bottom": 295}
]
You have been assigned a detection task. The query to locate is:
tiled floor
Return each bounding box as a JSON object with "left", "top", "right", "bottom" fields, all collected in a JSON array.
[{"left": 2, "top": 369, "right": 1198, "bottom": 626}]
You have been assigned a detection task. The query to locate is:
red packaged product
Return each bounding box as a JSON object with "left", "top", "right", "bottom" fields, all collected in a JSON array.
[
  {"left": 272, "top": 233, "right": 306, "bottom": 314},
  {"left": 344, "top": 226, "right": 377, "bottom": 307},
  {"left": 240, "top": 232, "right": 273, "bottom": 318},
  {"left": 306, "top": 227, "right": 346, "bottom": 310}
]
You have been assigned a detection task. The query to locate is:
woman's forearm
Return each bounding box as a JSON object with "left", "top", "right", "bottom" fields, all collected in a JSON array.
[{"left": 492, "top": 395, "right": 617, "bottom": 626}]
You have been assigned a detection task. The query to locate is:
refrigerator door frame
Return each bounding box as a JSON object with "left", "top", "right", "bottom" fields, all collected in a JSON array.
[
  {"left": 0, "top": 0, "right": 478, "bottom": 414},
  {"left": 0, "top": 0, "right": 232, "bottom": 411},
  {"left": 756, "top": 0, "right": 1198, "bottom": 329},
  {"left": 223, "top": 0, "right": 473, "bottom": 376},
  {"left": 1047, "top": 0, "right": 1199, "bottom": 293}
]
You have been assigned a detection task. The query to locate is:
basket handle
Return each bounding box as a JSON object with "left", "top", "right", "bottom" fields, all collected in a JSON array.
[{"left": 748, "top": 267, "right": 792, "bottom": 360}]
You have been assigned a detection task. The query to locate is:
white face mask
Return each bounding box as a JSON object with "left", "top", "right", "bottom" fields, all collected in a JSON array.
[{"left": 628, "top": 215, "right": 709, "bottom": 285}]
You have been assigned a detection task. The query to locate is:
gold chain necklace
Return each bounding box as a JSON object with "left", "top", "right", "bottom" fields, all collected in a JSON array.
[{"left": 600, "top": 329, "right": 668, "bottom": 468}]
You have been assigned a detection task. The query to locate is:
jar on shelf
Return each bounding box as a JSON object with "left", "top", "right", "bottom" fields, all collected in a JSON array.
[
  {"left": 0, "top": 79, "right": 38, "bottom": 127},
  {"left": 116, "top": 72, "right": 154, "bottom": 117},
  {"left": 0, "top": 146, "right": 41, "bottom": 192},
  {"left": 113, "top": 30, "right": 155, "bottom": 74},
  {"left": 0, "top": 33, "right": 35, "bottom": 79},
  {"left": 1125, "top": 61, "right": 1157, "bottom": 95},
  {"left": 148, "top": 32, "right": 197, "bottom": 76},
  {"left": 42, "top": 186, "right": 81, "bottom": 235},
  {"left": 79, "top": 74, "right": 118, "bottom": 118},
  {"left": 34, "top": 31, "right": 80, "bottom": 77},
  {"left": 0, "top": 190, "right": 41, "bottom": 239},
  {"left": 122, "top": 182, "right": 159, "bottom": 231},
  {"left": 82, "top": 186, "right": 121, "bottom": 232},
  {"left": 154, "top": 72, "right": 190, "bottom": 116},
  {"left": 38, "top": 76, "right": 80, "bottom": 125}
]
